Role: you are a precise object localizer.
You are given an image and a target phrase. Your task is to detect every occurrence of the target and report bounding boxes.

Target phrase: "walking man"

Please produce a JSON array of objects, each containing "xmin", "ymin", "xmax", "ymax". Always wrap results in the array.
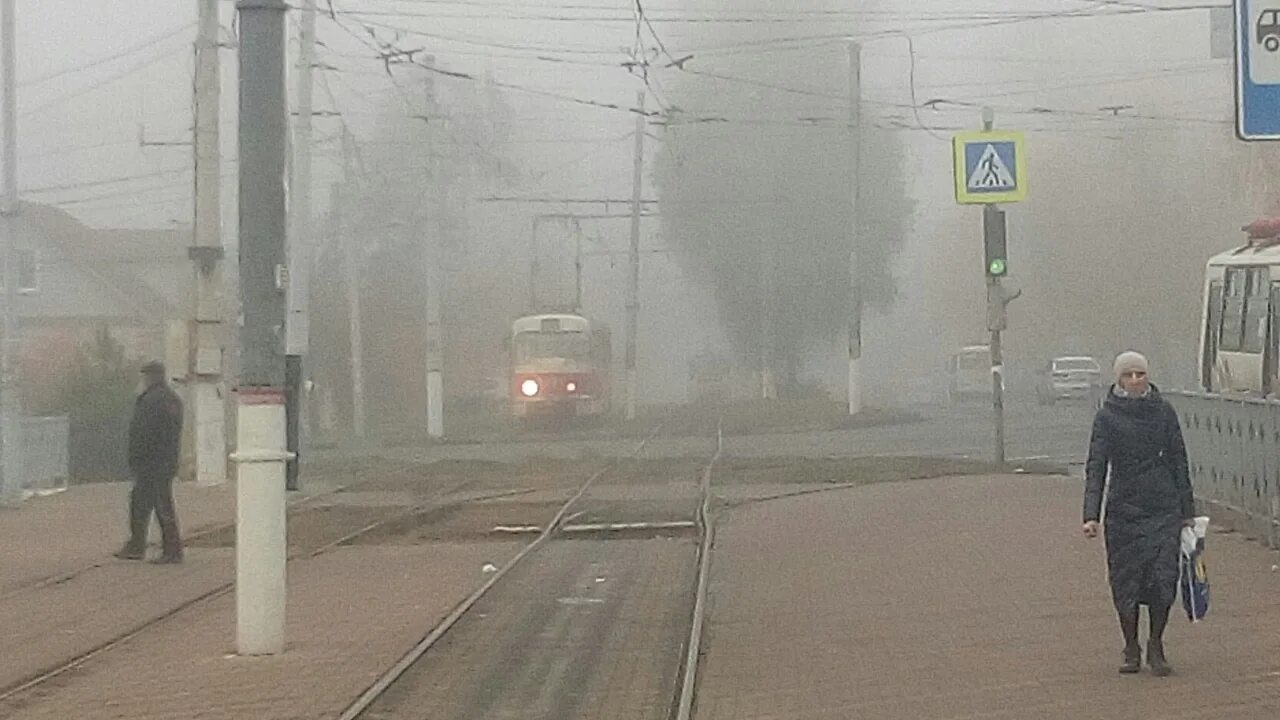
[{"xmin": 115, "ymin": 361, "xmax": 184, "ymax": 564}]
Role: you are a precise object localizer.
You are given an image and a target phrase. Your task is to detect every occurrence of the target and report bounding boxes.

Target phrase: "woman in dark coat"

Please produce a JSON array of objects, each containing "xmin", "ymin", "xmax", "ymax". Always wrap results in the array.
[{"xmin": 1082, "ymin": 351, "xmax": 1195, "ymax": 676}]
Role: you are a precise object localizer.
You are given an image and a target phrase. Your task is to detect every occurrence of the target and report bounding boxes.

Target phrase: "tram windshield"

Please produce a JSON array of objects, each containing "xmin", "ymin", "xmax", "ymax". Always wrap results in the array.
[{"xmin": 514, "ymin": 331, "xmax": 591, "ymax": 362}]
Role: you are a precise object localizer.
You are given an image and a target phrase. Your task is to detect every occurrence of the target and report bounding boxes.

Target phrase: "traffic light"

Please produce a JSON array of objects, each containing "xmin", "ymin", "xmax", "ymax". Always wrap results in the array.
[{"xmin": 983, "ymin": 206, "xmax": 1008, "ymax": 277}]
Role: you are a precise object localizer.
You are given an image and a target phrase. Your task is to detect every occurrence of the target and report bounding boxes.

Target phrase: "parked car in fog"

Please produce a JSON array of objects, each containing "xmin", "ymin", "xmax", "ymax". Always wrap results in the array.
[
  {"xmin": 946, "ymin": 345, "xmax": 994, "ymax": 403},
  {"xmin": 1035, "ymin": 355, "xmax": 1103, "ymax": 405}
]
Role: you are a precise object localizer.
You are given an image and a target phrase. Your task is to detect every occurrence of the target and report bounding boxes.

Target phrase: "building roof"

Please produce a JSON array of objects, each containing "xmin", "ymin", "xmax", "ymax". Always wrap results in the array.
[{"xmin": 14, "ymin": 202, "xmax": 191, "ymax": 322}]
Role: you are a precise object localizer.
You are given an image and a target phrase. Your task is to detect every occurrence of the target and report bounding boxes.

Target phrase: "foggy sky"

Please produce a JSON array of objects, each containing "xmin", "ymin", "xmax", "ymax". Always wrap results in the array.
[{"xmin": 5, "ymin": 1, "xmax": 1251, "ymax": 403}]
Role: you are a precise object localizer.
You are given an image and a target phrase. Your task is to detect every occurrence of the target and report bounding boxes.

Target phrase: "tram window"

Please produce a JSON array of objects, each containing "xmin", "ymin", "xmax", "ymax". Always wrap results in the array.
[
  {"xmin": 514, "ymin": 331, "xmax": 590, "ymax": 361},
  {"xmin": 1220, "ymin": 268, "xmax": 1247, "ymax": 352},
  {"xmin": 1245, "ymin": 293, "xmax": 1270, "ymax": 354},
  {"xmin": 1271, "ymin": 284, "xmax": 1280, "ymax": 392},
  {"xmin": 1243, "ymin": 268, "xmax": 1271, "ymax": 354},
  {"xmin": 1204, "ymin": 281, "xmax": 1223, "ymax": 390},
  {"xmin": 1245, "ymin": 305, "xmax": 1269, "ymax": 353}
]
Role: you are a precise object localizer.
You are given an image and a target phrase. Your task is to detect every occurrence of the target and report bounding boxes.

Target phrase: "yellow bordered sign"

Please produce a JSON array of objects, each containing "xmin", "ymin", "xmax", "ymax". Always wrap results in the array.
[{"xmin": 953, "ymin": 131, "xmax": 1027, "ymax": 204}]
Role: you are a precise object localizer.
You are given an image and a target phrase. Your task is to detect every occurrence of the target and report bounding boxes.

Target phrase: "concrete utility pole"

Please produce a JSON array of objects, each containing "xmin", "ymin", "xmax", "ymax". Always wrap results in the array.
[
  {"xmin": 190, "ymin": 0, "xmax": 228, "ymax": 488},
  {"xmin": 624, "ymin": 91, "xmax": 644, "ymax": 421},
  {"xmin": 285, "ymin": 0, "xmax": 317, "ymax": 488},
  {"xmin": 529, "ymin": 214, "xmax": 541, "ymax": 311},
  {"xmin": 759, "ymin": 234, "xmax": 776, "ymax": 400},
  {"xmin": 0, "ymin": 0, "xmax": 23, "ymax": 505},
  {"xmin": 338, "ymin": 130, "xmax": 366, "ymax": 440},
  {"xmin": 422, "ymin": 58, "xmax": 444, "ymax": 440},
  {"xmin": 573, "ymin": 219, "xmax": 583, "ymax": 311},
  {"xmin": 846, "ymin": 41, "xmax": 864, "ymax": 415},
  {"xmin": 232, "ymin": 0, "xmax": 290, "ymax": 656}
]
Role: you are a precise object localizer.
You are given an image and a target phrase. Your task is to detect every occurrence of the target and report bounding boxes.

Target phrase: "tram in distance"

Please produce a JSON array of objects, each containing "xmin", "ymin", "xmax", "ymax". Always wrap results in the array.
[
  {"xmin": 1199, "ymin": 220, "xmax": 1280, "ymax": 396},
  {"xmin": 507, "ymin": 312, "xmax": 612, "ymax": 418}
]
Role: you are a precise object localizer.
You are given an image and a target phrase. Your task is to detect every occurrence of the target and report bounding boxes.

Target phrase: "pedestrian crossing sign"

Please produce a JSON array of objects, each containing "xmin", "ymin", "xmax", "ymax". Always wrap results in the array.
[{"xmin": 953, "ymin": 131, "xmax": 1027, "ymax": 204}]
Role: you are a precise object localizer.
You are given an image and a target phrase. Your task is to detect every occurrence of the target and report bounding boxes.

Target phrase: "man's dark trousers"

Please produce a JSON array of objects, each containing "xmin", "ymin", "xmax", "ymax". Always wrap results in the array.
[{"xmin": 125, "ymin": 471, "xmax": 181, "ymax": 556}]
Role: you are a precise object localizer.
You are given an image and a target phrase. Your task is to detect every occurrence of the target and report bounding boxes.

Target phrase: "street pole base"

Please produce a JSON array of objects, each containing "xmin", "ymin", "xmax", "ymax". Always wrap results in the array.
[{"xmin": 231, "ymin": 388, "xmax": 290, "ymax": 656}]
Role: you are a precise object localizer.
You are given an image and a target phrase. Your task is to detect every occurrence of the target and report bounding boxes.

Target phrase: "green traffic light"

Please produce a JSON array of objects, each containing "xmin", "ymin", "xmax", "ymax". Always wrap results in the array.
[{"xmin": 988, "ymin": 258, "xmax": 1007, "ymax": 276}]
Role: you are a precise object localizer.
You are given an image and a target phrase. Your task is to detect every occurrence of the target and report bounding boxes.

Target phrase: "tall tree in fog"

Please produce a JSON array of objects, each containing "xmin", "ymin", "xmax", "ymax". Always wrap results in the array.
[
  {"xmin": 1013, "ymin": 119, "xmax": 1252, "ymax": 383},
  {"xmin": 653, "ymin": 1, "xmax": 912, "ymax": 393}
]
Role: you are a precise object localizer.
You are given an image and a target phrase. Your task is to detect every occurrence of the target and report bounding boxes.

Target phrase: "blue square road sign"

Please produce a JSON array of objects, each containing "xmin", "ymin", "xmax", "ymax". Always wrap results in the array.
[
  {"xmin": 1237, "ymin": 0, "xmax": 1280, "ymax": 140},
  {"xmin": 953, "ymin": 131, "xmax": 1026, "ymax": 204}
]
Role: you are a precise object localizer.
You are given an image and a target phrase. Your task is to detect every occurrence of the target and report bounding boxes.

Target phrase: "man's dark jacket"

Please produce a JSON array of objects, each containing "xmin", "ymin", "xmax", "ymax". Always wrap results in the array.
[{"xmin": 128, "ymin": 382, "xmax": 183, "ymax": 479}]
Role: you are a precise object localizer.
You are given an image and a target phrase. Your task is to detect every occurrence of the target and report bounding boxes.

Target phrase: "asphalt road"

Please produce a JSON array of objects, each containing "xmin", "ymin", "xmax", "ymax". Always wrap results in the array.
[
  {"xmin": 723, "ymin": 394, "xmax": 1096, "ymax": 466},
  {"xmin": 377, "ymin": 393, "xmax": 1097, "ymax": 470}
]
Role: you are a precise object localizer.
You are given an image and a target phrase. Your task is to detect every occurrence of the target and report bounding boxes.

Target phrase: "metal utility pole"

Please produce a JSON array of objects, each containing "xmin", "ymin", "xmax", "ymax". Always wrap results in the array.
[
  {"xmin": 986, "ymin": 206, "xmax": 1007, "ymax": 466},
  {"xmin": 625, "ymin": 91, "xmax": 644, "ymax": 421},
  {"xmin": 284, "ymin": 0, "xmax": 316, "ymax": 488},
  {"xmin": 846, "ymin": 41, "xmax": 864, "ymax": 415},
  {"xmin": 983, "ymin": 108, "xmax": 1007, "ymax": 467},
  {"xmin": 422, "ymin": 58, "xmax": 444, "ymax": 440},
  {"xmin": 0, "ymin": 0, "xmax": 23, "ymax": 505},
  {"xmin": 190, "ymin": 0, "xmax": 228, "ymax": 488},
  {"xmin": 232, "ymin": 0, "xmax": 289, "ymax": 656}
]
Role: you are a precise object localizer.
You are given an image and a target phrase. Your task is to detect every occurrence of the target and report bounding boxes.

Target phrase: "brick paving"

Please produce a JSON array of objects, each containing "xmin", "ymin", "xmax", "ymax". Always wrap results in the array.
[
  {"xmin": 0, "ymin": 543, "xmax": 520, "ymax": 720},
  {"xmin": 0, "ymin": 549, "xmax": 236, "ymax": 692},
  {"xmin": 694, "ymin": 474, "xmax": 1280, "ymax": 720},
  {"xmin": 0, "ymin": 475, "xmax": 340, "ymax": 693},
  {"xmin": 5, "ymin": 468, "xmax": 1279, "ymax": 720},
  {"xmin": 0, "ymin": 476, "xmax": 344, "ymax": 596},
  {"xmin": 0, "ymin": 481, "xmax": 237, "ymax": 595}
]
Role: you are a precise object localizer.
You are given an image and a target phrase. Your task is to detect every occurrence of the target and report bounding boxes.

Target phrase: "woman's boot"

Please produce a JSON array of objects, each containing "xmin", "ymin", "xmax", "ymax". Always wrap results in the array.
[
  {"xmin": 1148, "ymin": 605, "xmax": 1172, "ymax": 676},
  {"xmin": 1118, "ymin": 611, "xmax": 1141, "ymax": 674}
]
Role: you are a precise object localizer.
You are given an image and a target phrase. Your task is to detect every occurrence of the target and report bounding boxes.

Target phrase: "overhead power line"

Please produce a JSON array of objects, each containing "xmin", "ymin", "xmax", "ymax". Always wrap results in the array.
[
  {"xmin": 20, "ymin": 21, "xmax": 196, "ymax": 89},
  {"xmin": 22, "ymin": 166, "xmax": 189, "ymax": 195},
  {"xmin": 20, "ymin": 44, "xmax": 190, "ymax": 118},
  {"xmin": 324, "ymin": 15, "xmax": 659, "ymax": 117}
]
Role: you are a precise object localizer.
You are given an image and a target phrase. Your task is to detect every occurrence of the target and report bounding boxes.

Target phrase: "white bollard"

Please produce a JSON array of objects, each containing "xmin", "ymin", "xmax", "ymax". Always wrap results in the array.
[{"xmin": 231, "ymin": 388, "xmax": 290, "ymax": 655}]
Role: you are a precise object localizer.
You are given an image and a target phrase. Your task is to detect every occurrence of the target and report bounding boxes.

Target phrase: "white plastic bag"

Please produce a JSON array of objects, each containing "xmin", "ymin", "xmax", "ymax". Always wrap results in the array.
[{"xmin": 1179, "ymin": 516, "xmax": 1210, "ymax": 622}]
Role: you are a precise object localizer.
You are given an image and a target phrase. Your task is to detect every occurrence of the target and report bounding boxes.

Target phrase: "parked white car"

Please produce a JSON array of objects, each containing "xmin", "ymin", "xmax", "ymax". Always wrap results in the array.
[{"xmin": 1035, "ymin": 356, "xmax": 1103, "ymax": 405}]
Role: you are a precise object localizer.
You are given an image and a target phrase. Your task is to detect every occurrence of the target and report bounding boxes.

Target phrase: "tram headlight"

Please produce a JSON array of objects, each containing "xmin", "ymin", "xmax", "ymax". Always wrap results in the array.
[
  {"xmin": 520, "ymin": 379, "xmax": 540, "ymax": 397},
  {"xmin": 566, "ymin": 381, "xmax": 577, "ymax": 393}
]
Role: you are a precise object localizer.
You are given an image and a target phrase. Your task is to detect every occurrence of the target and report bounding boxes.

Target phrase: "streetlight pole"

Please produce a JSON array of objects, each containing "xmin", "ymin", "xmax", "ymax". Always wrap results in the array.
[
  {"xmin": 0, "ymin": 0, "xmax": 24, "ymax": 505},
  {"xmin": 232, "ymin": 0, "xmax": 290, "ymax": 656},
  {"xmin": 847, "ymin": 40, "xmax": 864, "ymax": 415}
]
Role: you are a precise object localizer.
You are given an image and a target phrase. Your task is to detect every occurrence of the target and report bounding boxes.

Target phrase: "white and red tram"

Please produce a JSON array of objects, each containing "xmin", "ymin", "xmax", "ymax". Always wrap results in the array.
[{"xmin": 508, "ymin": 313, "xmax": 611, "ymax": 418}]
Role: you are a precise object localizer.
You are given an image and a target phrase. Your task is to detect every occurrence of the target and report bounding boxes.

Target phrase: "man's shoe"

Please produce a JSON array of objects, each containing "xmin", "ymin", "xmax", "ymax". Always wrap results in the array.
[
  {"xmin": 114, "ymin": 547, "xmax": 145, "ymax": 561},
  {"xmin": 149, "ymin": 554, "xmax": 183, "ymax": 565}
]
